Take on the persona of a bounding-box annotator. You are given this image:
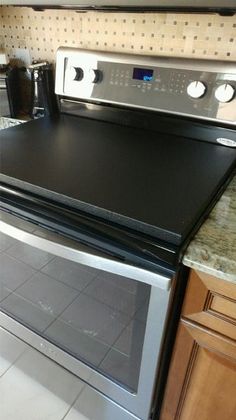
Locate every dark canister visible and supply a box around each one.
[28,62,58,119]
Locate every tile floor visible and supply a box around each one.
[0,326,88,420]
[0,326,139,420]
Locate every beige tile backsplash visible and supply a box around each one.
[0,6,236,66]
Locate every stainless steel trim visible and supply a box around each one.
[56,47,236,76]
[0,213,172,290]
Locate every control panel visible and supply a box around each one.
[55,48,236,125]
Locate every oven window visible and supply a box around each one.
[0,228,151,393]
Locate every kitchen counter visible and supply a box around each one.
[0,116,25,130]
[183,174,236,284]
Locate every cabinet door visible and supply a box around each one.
[160,270,236,420]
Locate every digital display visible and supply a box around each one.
[133,68,154,82]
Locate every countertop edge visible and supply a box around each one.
[183,174,236,284]
[183,257,236,284]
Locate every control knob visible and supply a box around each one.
[87,69,101,84]
[71,67,84,81]
[187,81,206,99]
[215,83,235,103]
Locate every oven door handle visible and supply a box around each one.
[0,218,172,290]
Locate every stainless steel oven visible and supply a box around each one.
[0,48,236,420]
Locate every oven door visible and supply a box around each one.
[0,209,172,420]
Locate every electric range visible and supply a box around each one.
[0,48,235,420]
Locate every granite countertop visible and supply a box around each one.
[183,174,236,283]
[0,116,25,130]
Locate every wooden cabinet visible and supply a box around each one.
[160,269,236,420]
